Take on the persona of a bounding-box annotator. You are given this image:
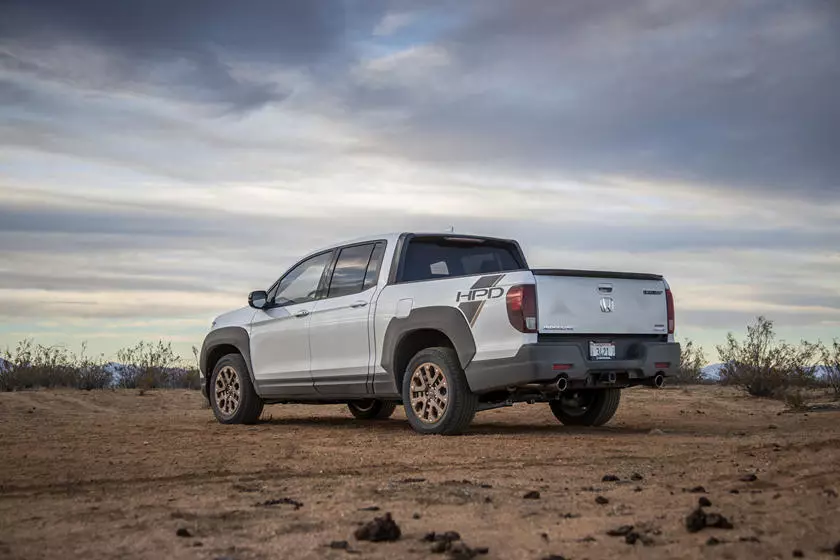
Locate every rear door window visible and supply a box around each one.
[362,242,387,291]
[399,237,524,282]
[328,243,376,298]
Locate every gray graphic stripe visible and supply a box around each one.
[458,274,505,326]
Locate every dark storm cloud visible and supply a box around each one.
[0,0,357,112]
[346,0,840,197]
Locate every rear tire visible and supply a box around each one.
[348,400,397,420]
[210,354,263,424]
[549,389,621,427]
[402,347,478,435]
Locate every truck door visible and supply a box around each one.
[309,242,386,395]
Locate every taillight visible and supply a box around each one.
[665,288,675,334]
[507,284,537,333]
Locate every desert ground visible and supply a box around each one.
[1,386,839,560]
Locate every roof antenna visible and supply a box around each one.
[447,225,455,233]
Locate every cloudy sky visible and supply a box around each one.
[1,0,838,363]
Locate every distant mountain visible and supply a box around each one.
[701,363,725,381]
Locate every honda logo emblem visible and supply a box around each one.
[599,297,614,313]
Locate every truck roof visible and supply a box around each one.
[306,232,518,257]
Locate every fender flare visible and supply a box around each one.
[380,306,477,378]
[199,326,256,385]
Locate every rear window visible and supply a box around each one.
[399,237,524,282]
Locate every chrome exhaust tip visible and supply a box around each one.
[653,374,665,389]
[556,377,568,393]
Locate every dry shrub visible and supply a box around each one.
[717,316,821,398]
[2,339,198,391]
[820,339,840,399]
[1,340,111,391]
[675,338,707,384]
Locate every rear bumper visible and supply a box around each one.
[464,340,680,393]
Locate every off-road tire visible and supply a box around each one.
[402,347,478,435]
[549,388,621,427]
[210,353,264,424]
[347,400,397,420]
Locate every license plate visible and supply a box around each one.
[589,342,616,360]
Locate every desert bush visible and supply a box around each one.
[820,339,840,398]
[114,340,180,389]
[675,338,707,384]
[1,339,111,391]
[717,316,821,398]
[1,338,199,391]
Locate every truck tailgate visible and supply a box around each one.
[532,269,668,335]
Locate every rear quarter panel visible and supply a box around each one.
[373,270,536,376]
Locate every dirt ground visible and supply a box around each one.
[1,386,839,560]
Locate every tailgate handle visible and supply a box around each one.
[598,284,613,293]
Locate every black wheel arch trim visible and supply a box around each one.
[200,326,256,388]
[380,306,477,380]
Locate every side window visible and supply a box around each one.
[328,244,375,298]
[272,252,332,306]
[362,242,386,291]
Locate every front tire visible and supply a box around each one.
[402,347,478,435]
[210,354,263,424]
[549,389,621,427]
[348,400,397,420]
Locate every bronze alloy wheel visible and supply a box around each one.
[214,365,241,418]
[409,362,449,424]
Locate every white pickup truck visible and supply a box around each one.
[200,232,679,435]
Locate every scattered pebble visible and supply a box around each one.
[523,491,541,500]
[413,513,422,520]
[579,536,597,543]
[424,531,462,543]
[792,549,804,558]
[354,512,401,542]
[328,541,349,550]
[740,536,761,543]
[631,473,644,481]
[606,525,634,537]
[705,513,735,529]
[595,496,610,505]
[542,556,568,560]
[730,489,741,494]
[399,477,426,483]
[424,531,487,558]
[689,486,707,493]
[602,475,620,482]
[175,528,192,538]
[649,429,665,435]
[359,506,380,511]
[686,509,706,533]
[634,486,643,493]
[685,508,734,532]
[740,474,758,482]
[699,497,713,507]
[625,533,639,545]
[707,537,722,546]
[256,498,303,510]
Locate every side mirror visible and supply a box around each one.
[248,290,268,309]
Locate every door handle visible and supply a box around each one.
[350,301,368,308]
[294,310,310,318]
